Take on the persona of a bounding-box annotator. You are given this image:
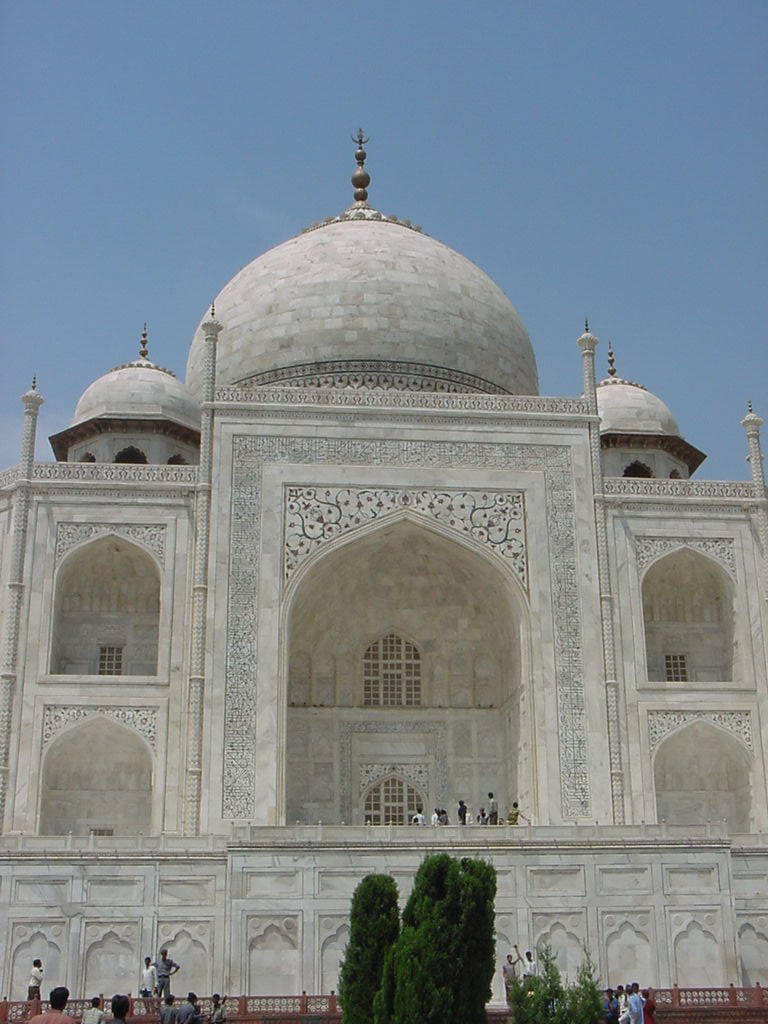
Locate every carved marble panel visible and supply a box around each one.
[226,436,590,820]
[635,535,736,578]
[42,705,157,751]
[284,486,527,587]
[648,710,752,753]
[359,762,429,796]
[55,522,167,566]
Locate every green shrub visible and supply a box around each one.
[506,943,603,1024]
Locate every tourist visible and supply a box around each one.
[28,987,77,1024]
[642,989,656,1022]
[110,996,129,1024]
[488,792,498,824]
[155,950,181,998]
[28,959,44,1001]
[411,806,426,825]
[210,994,226,1024]
[176,993,202,1024]
[81,998,106,1024]
[507,801,529,824]
[603,987,619,1023]
[430,807,440,825]
[140,957,157,997]
[159,995,178,1024]
[457,799,467,824]
[616,984,629,1023]
[476,807,488,824]
[502,953,516,1006]
[628,982,644,1024]
[512,943,537,978]
[438,808,449,824]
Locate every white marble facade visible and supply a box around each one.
[1,188,767,998]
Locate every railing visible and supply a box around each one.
[652,986,768,1023]
[0,995,515,1024]
[4,992,767,1024]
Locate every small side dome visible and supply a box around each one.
[597,378,679,436]
[72,362,200,432]
[595,346,705,478]
[50,327,201,463]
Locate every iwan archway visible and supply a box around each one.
[284,516,530,824]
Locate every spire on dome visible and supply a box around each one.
[139,323,149,360]
[607,341,616,378]
[585,317,589,333]
[351,129,371,204]
[31,373,37,391]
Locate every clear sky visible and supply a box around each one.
[1,1,765,478]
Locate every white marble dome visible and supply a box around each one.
[73,359,201,431]
[186,214,538,399]
[597,377,679,435]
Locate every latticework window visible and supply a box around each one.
[664,653,688,681]
[363,777,423,825]
[99,645,124,675]
[363,634,421,706]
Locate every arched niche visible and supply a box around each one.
[50,535,160,675]
[362,774,427,825]
[39,716,153,835]
[654,720,751,832]
[285,517,528,824]
[642,548,735,683]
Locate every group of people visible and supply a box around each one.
[25,952,226,1024]
[412,793,529,826]
[26,988,227,1024]
[502,951,656,1022]
[604,984,656,1023]
[502,944,538,998]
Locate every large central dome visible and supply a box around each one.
[186,211,538,399]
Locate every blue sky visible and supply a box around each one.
[1,1,765,478]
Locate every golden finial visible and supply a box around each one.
[210,301,215,318]
[31,373,37,391]
[584,317,590,334]
[139,323,149,360]
[351,129,371,204]
[607,341,616,377]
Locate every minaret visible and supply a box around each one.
[184,306,221,835]
[742,401,768,601]
[578,323,625,825]
[0,379,44,829]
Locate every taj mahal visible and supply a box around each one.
[1,138,767,1002]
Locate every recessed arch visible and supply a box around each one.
[114,445,147,464]
[624,459,653,478]
[362,773,427,825]
[642,546,735,683]
[283,515,531,825]
[654,719,751,832]
[50,534,160,675]
[39,715,153,835]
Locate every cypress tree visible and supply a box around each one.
[375,853,497,1024]
[338,873,400,1024]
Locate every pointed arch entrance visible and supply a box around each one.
[642,547,735,683]
[654,719,751,832]
[39,716,153,835]
[284,516,529,824]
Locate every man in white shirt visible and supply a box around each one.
[411,807,426,825]
[82,998,106,1024]
[140,956,157,997]
[28,959,44,1000]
